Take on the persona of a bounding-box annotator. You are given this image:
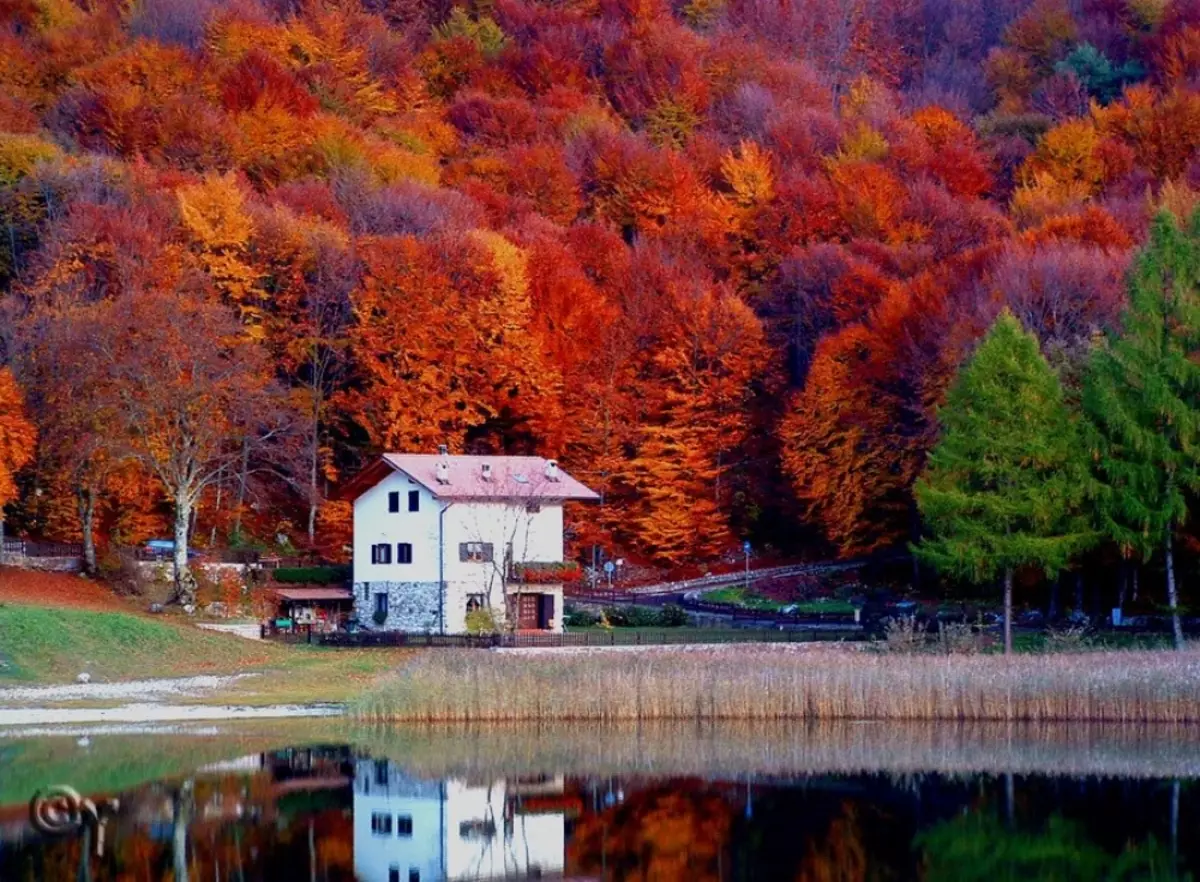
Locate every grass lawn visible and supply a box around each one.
[700,586,856,615]
[0,601,411,705]
[0,602,285,682]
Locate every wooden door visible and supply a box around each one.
[516,594,540,630]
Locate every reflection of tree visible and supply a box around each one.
[918,811,1191,881]
[793,801,868,882]
[568,783,734,881]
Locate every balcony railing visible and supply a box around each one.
[507,560,582,584]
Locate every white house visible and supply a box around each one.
[341,449,599,634]
[352,759,566,882]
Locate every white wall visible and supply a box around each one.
[443,780,566,881]
[353,472,441,584]
[353,762,444,882]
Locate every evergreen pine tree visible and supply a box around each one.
[1083,210,1200,651]
[915,311,1093,654]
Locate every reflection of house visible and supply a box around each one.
[341,449,598,634]
[353,759,566,881]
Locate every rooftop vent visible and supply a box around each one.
[545,459,560,481]
[481,463,492,481]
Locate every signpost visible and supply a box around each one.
[604,559,615,592]
[743,540,751,593]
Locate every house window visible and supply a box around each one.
[466,594,485,613]
[388,491,400,513]
[371,543,392,565]
[396,815,413,837]
[526,502,541,513]
[374,593,389,619]
[371,813,393,836]
[362,581,370,600]
[460,542,494,563]
[374,760,389,787]
[389,869,400,882]
[408,490,420,512]
[409,870,420,882]
[396,543,413,564]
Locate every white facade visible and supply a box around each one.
[348,453,597,634]
[353,760,566,882]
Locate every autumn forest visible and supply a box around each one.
[1,0,1200,576]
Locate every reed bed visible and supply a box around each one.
[345,719,1200,781]
[351,645,1200,723]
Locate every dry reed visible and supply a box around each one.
[351,645,1200,723]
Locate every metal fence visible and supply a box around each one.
[269,627,864,648]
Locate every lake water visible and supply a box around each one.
[0,720,1195,880]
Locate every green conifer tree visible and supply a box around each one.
[915,310,1093,654]
[1083,210,1200,651]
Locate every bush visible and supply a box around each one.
[465,607,499,635]
[97,551,151,596]
[564,606,600,628]
[657,604,689,627]
[880,615,928,653]
[601,604,688,628]
[273,566,351,585]
[602,605,662,628]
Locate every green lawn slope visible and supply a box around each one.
[0,603,282,682]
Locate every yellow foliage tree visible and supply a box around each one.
[177,173,264,335]
[720,140,775,207]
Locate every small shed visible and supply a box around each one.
[270,587,354,634]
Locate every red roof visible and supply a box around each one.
[338,454,600,502]
[272,588,353,602]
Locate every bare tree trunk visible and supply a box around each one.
[1048,573,1060,622]
[1003,567,1013,656]
[307,408,319,545]
[77,485,97,575]
[232,441,249,541]
[1165,531,1185,651]
[1074,572,1083,615]
[173,495,196,607]
[1132,565,1139,602]
[173,781,193,882]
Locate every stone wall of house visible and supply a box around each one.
[353,581,441,633]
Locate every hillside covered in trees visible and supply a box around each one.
[1,0,1199,572]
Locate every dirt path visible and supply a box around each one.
[0,673,256,703]
[0,703,343,726]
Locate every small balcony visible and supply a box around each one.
[507,560,582,585]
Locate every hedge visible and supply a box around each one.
[272,566,351,585]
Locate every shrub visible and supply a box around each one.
[1044,624,1092,653]
[564,606,600,628]
[657,604,689,627]
[465,607,499,634]
[881,615,928,653]
[273,566,351,585]
[602,605,662,628]
[937,620,980,655]
[97,551,151,596]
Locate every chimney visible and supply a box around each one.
[481,462,492,481]
[545,459,560,481]
[436,445,450,484]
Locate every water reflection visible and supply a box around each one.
[0,730,1195,881]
